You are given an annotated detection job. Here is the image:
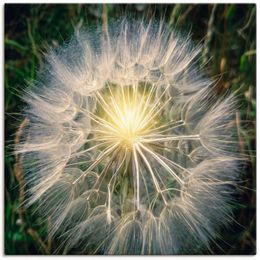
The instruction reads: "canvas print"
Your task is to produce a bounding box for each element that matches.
[4,3,256,255]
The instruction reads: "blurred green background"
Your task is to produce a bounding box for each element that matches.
[4,4,256,255]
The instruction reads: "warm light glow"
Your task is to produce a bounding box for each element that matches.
[112,105,140,146]
[94,84,158,149]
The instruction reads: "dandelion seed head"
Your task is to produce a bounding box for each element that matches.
[16,19,244,254]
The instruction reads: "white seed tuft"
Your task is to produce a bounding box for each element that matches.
[16,19,243,254]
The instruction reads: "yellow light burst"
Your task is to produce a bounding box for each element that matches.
[95,84,158,149]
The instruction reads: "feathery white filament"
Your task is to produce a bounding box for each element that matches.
[16,19,242,255]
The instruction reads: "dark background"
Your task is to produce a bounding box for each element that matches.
[4,4,256,255]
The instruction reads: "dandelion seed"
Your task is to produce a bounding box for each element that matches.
[16,19,243,254]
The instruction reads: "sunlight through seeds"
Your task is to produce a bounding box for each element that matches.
[16,19,244,255]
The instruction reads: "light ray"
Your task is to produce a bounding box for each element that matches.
[135,144,168,205]
[138,142,184,185]
[72,142,119,184]
[107,149,128,223]
[140,134,200,143]
[132,145,140,210]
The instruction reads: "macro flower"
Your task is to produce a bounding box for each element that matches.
[16,19,242,254]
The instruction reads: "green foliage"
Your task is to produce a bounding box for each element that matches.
[5,4,256,255]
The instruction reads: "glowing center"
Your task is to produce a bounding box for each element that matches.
[95,85,156,149]
[113,105,141,146]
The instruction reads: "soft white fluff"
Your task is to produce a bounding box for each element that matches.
[16,19,242,254]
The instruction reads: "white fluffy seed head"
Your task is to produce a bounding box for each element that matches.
[16,19,243,254]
